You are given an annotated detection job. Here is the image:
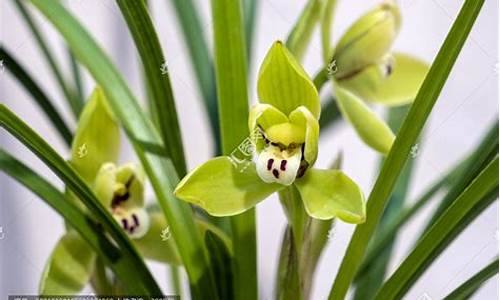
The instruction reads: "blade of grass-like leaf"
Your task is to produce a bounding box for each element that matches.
[67,48,85,106]
[353,105,415,299]
[356,153,470,279]
[328,0,485,298]
[169,0,220,153]
[374,157,498,299]
[243,0,258,63]
[28,1,218,297]
[210,0,255,298]
[286,0,323,61]
[116,0,187,176]
[320,0,338,63]
[424,120,498,231]
[0,114,160,294]
[442,257,498,300]
[14,0,82,118]
[0,47,72,146]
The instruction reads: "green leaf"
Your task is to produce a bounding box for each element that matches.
[169,0,219,151]
[335,86,395,154]
[243,0,258,63]
[205,231,234,300]
[289,106,320,165]
[0,106,161,294]
[338,53,429,106]
[286,0,323,61]
[175,157,282,216]
[275,226,302,300]
[117,0,187,175]
[0,149,152,294]
[40,231,96,295]
[0,47,72,146]
[294,168,365,222]
[70,87,120,184]
[328,0,485,298]
[333,2,400,79]
[14,0,83,118]
[443,258,498,300]
[28,2,216,296]
[374,157,498,299]
[257,41,320,118]
[210,0,257,298]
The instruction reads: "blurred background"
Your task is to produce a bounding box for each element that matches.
[1,0,498,299]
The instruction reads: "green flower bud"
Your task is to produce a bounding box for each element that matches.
[332,1,401,79]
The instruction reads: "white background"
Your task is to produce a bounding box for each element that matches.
[1,0,498,299]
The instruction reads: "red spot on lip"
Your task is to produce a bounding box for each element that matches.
[122,219,129,230]
[267,159,274,170]
[272,169,280,178]
[280,160,287,171]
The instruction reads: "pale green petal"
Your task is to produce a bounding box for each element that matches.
[70,87,120,184]
[335,86,395,154]
[294,168,365,223]
[39,231,95,295]
[289,106,320,165]
[174,157,283,216]
[338,53,429,106]
[115,163,145,209]
[333,2,400,78]
[134,210,181,264]
[257,41,320,118]
[248,103,290,152]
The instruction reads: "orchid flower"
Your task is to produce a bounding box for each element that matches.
[326,1,429,154]
[175,42,366,223]
[40,88,229,294]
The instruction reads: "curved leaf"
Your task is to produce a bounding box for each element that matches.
[40,231,95,295]
[175,157,283,216]
[295,168,365,223]
[335,86,395,154]
[339,53,429,106]
[257,41,320,118]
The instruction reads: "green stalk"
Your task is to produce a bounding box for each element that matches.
[67,48,85,109]
[243,0,259,63]
[28,2,217,297]
[353,105,415,299]
[321,0,338,63]
[0,47,72,146]
[170,0,220,153]
[14,0,83,118]
[442,258,499,300]
[0,109,161,294]
[286,0,323,61]
[117,0,187,176]
[374,157,498,299]
[328,0,485,298]
[210,0,255,298]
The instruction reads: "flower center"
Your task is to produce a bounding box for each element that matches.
[256,144,302,185]
[112,206,150,239]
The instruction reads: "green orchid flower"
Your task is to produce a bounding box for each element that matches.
[40,87,230,295]
[326,1,429,154]
[175,41,366,223]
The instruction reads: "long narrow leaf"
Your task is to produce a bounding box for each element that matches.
[117,0,187,175]
[210,0,255,298]
[374,157,498,299]
[243,0,258,63]
[442,258,498,300]
[0,47,72,146]
[14,0,82,118]
[21,2,218,297]
[0,107,161,294]
[286,0,322,61]
[328,0,485,298]
[169,0,220,152]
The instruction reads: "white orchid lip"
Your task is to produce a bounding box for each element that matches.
[112,207,150,239]
[256,144,302,185]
